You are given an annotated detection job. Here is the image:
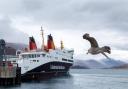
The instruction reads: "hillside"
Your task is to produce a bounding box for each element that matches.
[112,64,128,69]
[6,43,28,50]
[72,59,127,69]
[5,42,28,55]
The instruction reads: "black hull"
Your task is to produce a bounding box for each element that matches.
[21,62,73,81]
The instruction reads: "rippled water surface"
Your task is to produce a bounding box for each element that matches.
[1,69,128,89]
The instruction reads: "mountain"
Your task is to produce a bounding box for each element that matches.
[6,43,28,50]
[112,64,128,69]
[73,59,127,69]
[71,65,89,69]
[5,42,28,55]
[73,59,106,69]
[100,59,125,68]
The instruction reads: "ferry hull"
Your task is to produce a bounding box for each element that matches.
[21,62,73,81]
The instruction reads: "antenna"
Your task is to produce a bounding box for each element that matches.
[41,26,45,50]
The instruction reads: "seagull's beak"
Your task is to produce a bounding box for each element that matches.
[107,50,111,54]
[83,35,85,39]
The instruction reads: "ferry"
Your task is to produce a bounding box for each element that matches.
[9,28,74,80]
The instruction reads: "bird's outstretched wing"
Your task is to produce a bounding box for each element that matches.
[83,33,99,48]
[101,52,111,60]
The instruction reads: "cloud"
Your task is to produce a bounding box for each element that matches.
[1,0,128,31]
[7,0,126,42]
[0,0,128,57]
[0,15,28,44]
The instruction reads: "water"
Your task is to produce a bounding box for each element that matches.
[1,69,128,89]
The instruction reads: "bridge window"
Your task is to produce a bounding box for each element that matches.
[37,54,40,57]
[42,54,46,57]
[32,54,34,58]
[28,54,31,58]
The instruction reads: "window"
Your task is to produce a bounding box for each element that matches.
[13,60,16,63]
[33,60,36,62]
[37,54,40,57]
[32,55,34,58]
[22,55,24,58]
[22,55,27,58]
[34,54,36,58]
[42,54,46,57]
[2,63,5,66]
[68,60,73,62]
[28,54,30,58]
[62,58,67,61]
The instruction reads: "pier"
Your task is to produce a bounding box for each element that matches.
[0,39,21,86]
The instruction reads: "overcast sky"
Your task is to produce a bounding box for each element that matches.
[0,0,128,60]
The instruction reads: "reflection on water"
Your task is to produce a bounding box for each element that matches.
[1,69,128,89]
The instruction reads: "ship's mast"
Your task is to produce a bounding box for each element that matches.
[61,40,64,50]
[41,26,45,50]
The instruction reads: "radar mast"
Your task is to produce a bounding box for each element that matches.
[41,26,45,50]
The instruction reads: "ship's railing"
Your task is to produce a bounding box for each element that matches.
[5,55,19,62]
[6,55,18,59]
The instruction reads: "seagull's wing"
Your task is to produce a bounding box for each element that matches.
[101,52,111,60]
[83,33,99,48]
[88,37,99,48]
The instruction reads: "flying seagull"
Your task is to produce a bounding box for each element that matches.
[83,33,111,59]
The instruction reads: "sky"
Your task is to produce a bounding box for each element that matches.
[0,0,128,60]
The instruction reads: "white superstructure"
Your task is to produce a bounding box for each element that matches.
[16,49,74,74]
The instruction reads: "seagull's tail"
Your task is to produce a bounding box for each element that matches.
[101,52,111,60]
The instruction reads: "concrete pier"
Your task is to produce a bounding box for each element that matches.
[0,39,21,86]
[0,61,21,86]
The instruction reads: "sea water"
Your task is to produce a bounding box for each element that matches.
[1,69,128,89]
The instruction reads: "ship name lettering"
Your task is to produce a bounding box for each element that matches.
[50,65,65,69]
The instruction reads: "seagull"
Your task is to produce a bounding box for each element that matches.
[83,33,111,59]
